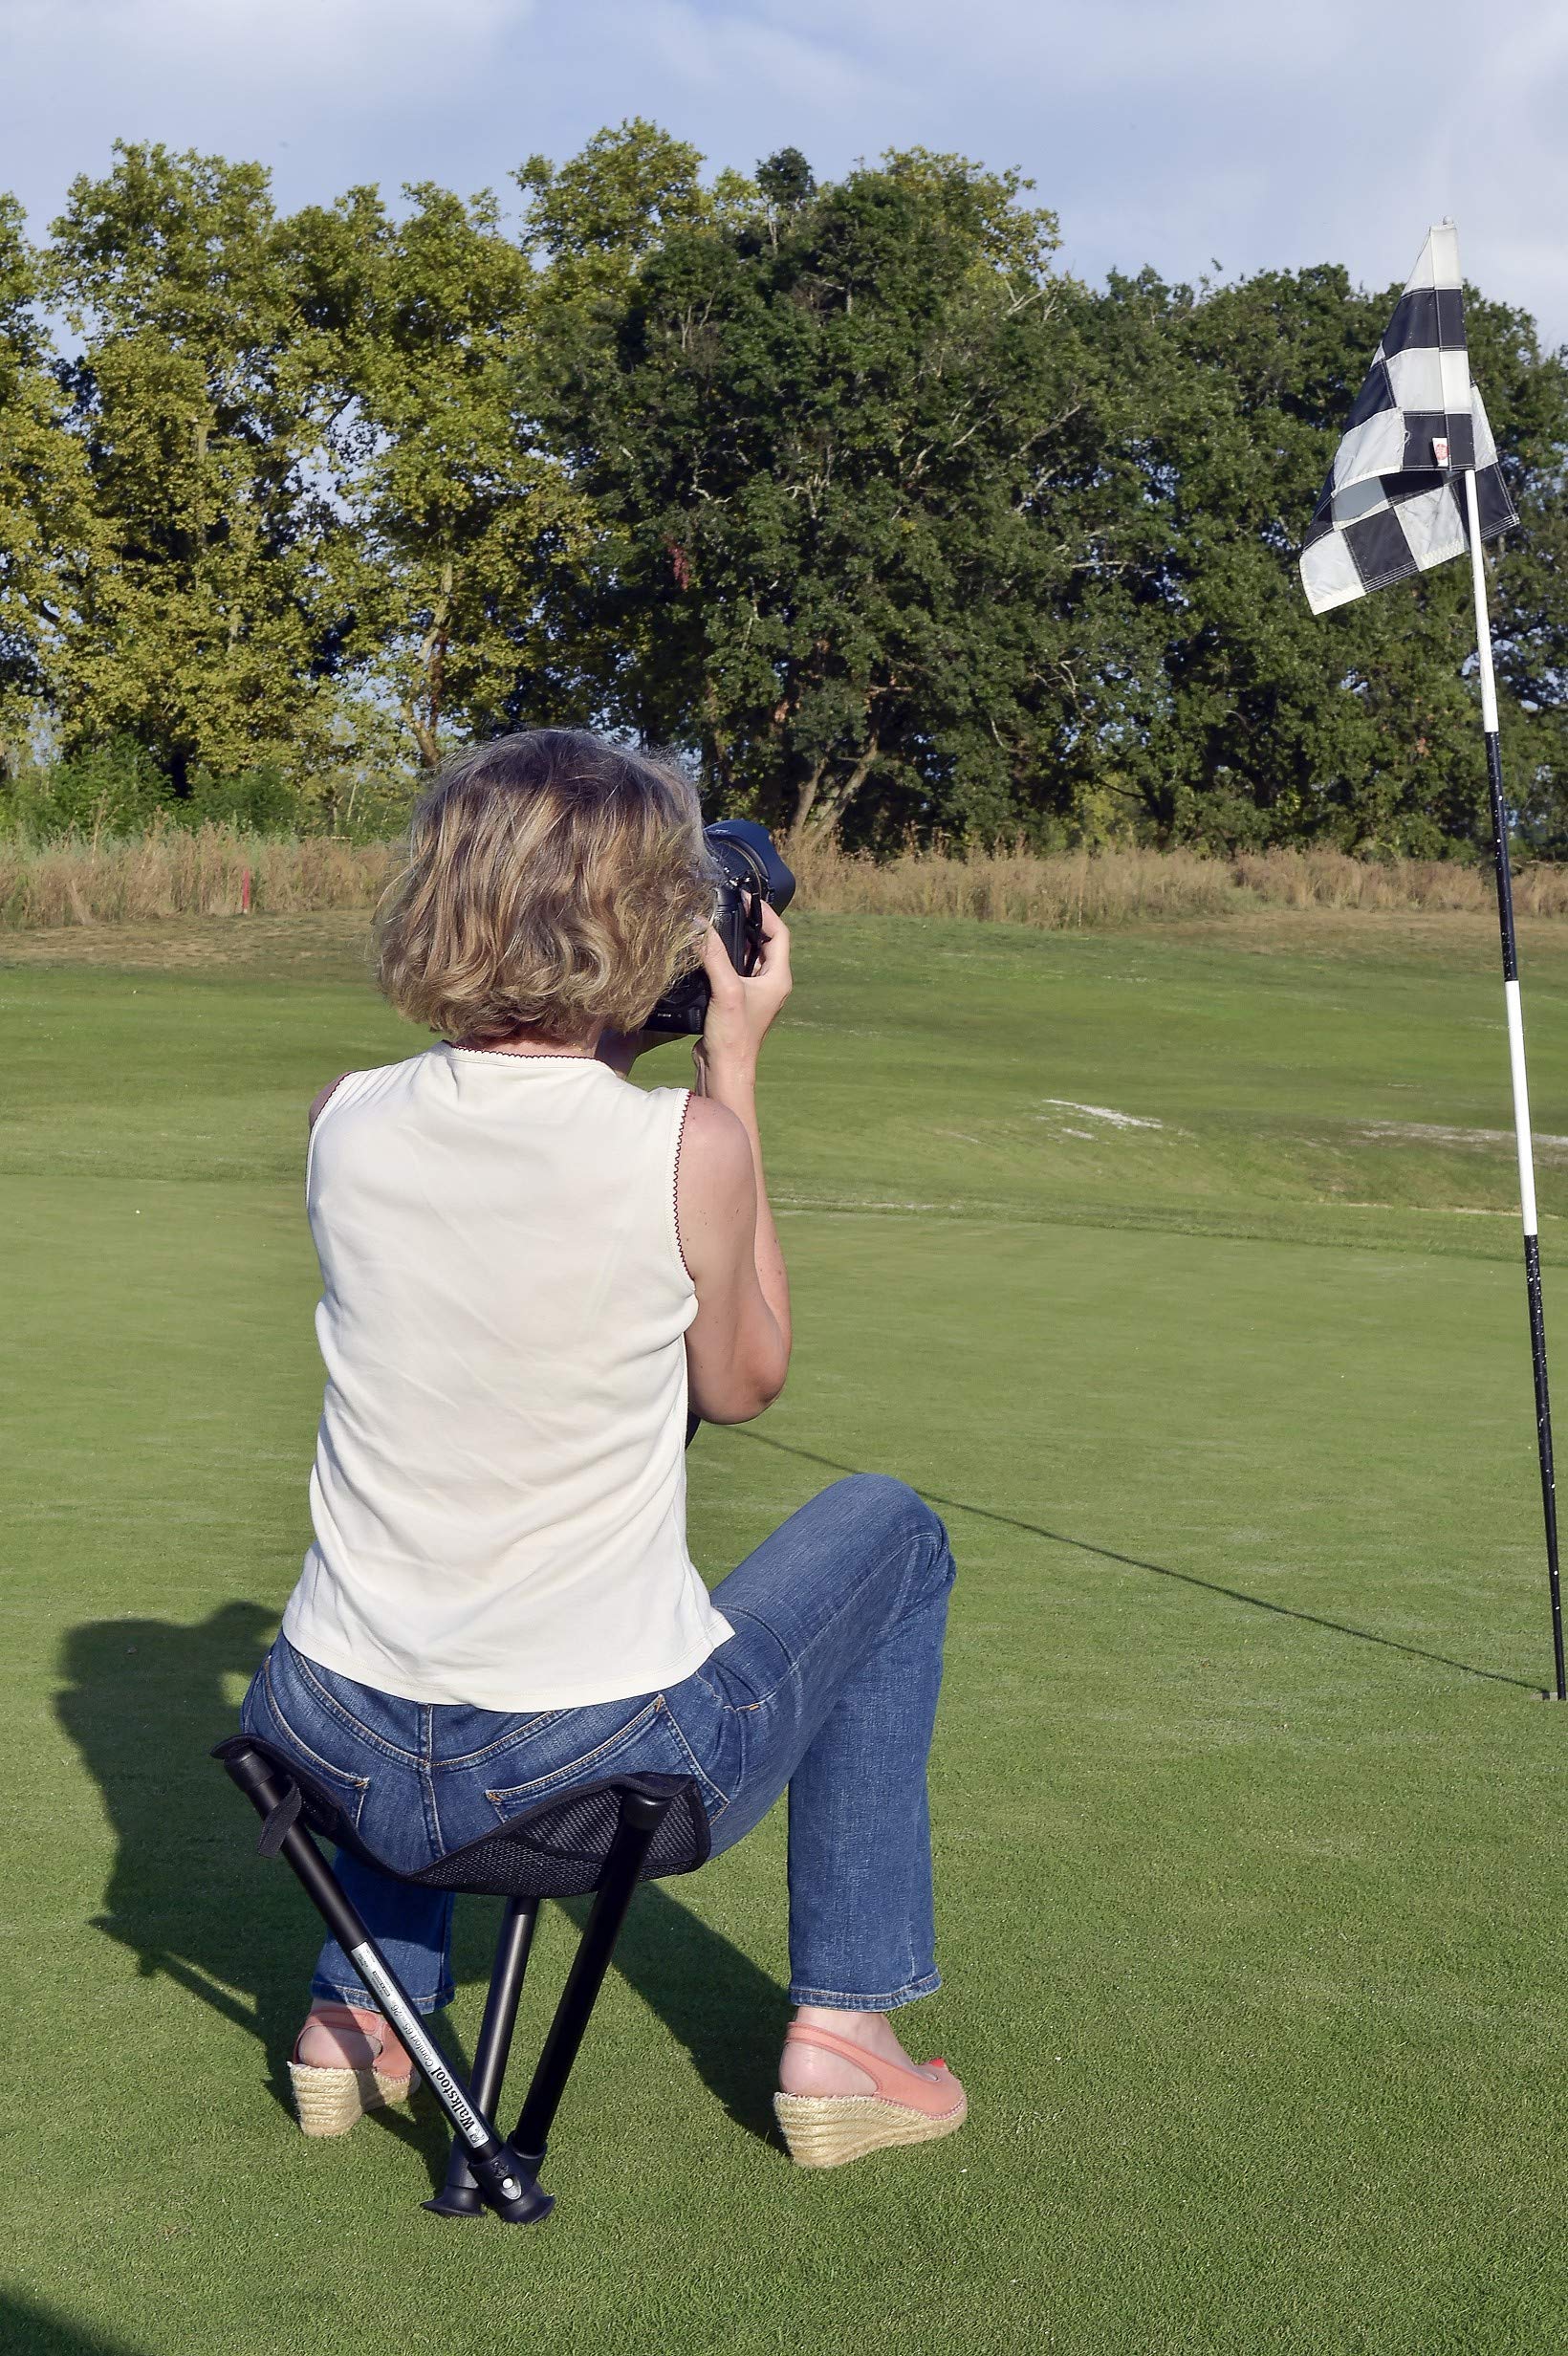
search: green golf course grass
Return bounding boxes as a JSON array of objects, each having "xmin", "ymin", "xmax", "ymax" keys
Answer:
[{"xmin": 5, "ymin": 905, "xmax": 1568, "ymax": 2355}]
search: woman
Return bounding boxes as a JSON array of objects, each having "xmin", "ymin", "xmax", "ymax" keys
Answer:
[{"xmin": 240, "ymin": 729, "xmax": 963, "ymax": 2170}]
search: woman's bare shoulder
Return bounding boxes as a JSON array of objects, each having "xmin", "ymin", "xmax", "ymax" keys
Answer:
[
  {"xmin": 677, "ymin": 1092, "xmax": 751, "ymax": 1185},
  {"xmin": 675, "ymin": 1094, "xmax": 754, "ymax": 1270}
]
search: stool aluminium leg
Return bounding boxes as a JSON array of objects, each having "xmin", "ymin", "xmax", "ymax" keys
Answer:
[
  {"xmin": 511, "ymin": 1790, "xmax": 671, "ymax": 2174},
  {"xmin": 219, "ymin": 1743, "xmax": 553, "ymax": 2226},
  {"xmin": 425, "ymin": 1897, "xmax": 540, "ymax": 2220}
]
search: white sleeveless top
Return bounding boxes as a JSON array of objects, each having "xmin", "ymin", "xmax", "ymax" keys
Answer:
[{"xmin": 280, "ymin": 1043, "xmax": 732, "ymax": 1711}]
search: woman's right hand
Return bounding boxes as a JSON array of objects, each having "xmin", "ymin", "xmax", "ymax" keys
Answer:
[{"xmin": 694, "ymin": 903, "xmax": 792, "ymax": 1089}]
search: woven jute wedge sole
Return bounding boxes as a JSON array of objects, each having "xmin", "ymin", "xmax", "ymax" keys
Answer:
[
  {"xmin": 288, "ymin": 2060, "xmax": 420, "ymax": 2139},
  {"xmin": 773, "ymin": 2086, "xmax": 969, "ymax": 2170}
]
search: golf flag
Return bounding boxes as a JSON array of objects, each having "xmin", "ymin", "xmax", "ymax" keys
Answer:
[
  {"xmin": 1298, "ymin": 223, "xmax": 1516, "ymax": 615},
  {"xmin": 1297, "ymin": 225, "xmax": 1565, "ymax": 1697}
]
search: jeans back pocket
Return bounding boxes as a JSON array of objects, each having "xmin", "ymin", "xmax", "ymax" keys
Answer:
[
  {"xmin": 480, "ymin": 1694, "xmax": 675, "ymax": 1821},
  {"xmin": 242, "ymin": 1648, "xmax": 372, "ymax": 1833}
]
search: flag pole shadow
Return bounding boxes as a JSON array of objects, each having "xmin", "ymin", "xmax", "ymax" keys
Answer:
[{"xmin": 729, "ymin": 1429, "xmax": 1540, "ymax": 1694}]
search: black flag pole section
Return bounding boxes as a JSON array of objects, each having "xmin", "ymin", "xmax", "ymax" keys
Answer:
[{"xmin": 1463, "ymin": 466, "xmax": 1566, "ymax": 1700}]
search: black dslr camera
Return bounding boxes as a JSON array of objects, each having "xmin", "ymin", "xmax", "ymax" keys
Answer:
[{"xmin": 645, "ymin": 818, "xmax": 795, "ymax": 1036}]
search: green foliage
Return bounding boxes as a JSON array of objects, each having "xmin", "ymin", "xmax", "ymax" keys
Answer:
[
  {"xmin": 535, "ymin": 149, "xmax": 1099, "ymax": 844},
  {"xmin": 534, "ymin": 143, "xmax": 1568, "ymax": 849},
  {"xmin": 2, "ymin": 735, "xmax": 167, "ymax": 837},
  {"xmin": 516, "ymin": 119, "xmax": 716, "ymax": 300},
  {"xmin": 0, "ymin": 195, "xmax": 102, "ymax": 771},
  {"xmin": 0, "ymin": 742, "xmax": 408, "ymax": 842},
  {"xmin": 1089, "ymin": 265, "xmax": 1568, "ymax": 854},
  {"xmin": 287, "ymin": 179, "xmax": 590, "ymax": 768},
  {"xmin": 1, "ymin": 124, "xmax": 1566, "ymax": 850},
  {"xmin": 38, "ymin": 142, "xmax": 349, "ymax": 789},
  {"xmin": 181, "ymin": 761, "xmax": 302, "ymax": 833}
]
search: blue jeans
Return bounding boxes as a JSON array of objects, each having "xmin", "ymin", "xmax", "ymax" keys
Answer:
[{"xmin": 241, "ymin": 1474, "xmax": 955, "ymax": 2016}]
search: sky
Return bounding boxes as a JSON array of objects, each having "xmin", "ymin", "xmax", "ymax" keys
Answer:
[{"xmin": 4, "ymin": 0, "xmax": 1566, "ymax": 343}]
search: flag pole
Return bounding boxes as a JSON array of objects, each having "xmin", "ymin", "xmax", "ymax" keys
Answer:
[{"xmin": 1463, "ymin": 465, "xmax": 1566, "ymax": 1699}]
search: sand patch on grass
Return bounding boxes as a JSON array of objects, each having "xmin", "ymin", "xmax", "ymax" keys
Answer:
[{"xmin": 1359, "ymin": 1121, "xmax": 1568, "ymax": 1160}]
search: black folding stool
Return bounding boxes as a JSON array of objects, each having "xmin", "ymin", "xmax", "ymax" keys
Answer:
[{"xmin": 213, "ymin": 1734, "xmax": 708, "ymax": 2226}]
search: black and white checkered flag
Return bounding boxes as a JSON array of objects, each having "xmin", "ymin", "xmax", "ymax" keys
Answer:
[{"xmin": 1298, "ymin": 223, "xmax": 1516, "ymax": 615}]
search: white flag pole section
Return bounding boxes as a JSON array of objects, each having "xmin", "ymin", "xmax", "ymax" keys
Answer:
[{"xmin": 1464, "ymin": 465, "xmax": 1566, "ymax": 1699}]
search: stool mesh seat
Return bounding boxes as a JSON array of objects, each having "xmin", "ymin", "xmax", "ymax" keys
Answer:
[
  {"xmin": 212, "ymin": 1730, "xmax": 709, "ymax": 2226},
  {"xmin": 212, "ymin": 1734, "xmax": 709, "ymax": 1897}
]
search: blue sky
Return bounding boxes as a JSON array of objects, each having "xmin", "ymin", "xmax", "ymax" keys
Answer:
[{"xmin": 6, "ymin": 0, "xmax": 1565, "ymax": 342}]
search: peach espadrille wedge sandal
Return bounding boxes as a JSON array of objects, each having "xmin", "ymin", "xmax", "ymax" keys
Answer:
[
  {"xmin": 288, "ymin": 2003, "xmax": 421, "ymax": 2139},
  {"xmin": 773, "ymin": 2022, "xmax": 968, "ymax": 2169}
]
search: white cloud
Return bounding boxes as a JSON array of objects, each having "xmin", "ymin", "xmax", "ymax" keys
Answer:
[
  {"xmin": 609, "ymin": 1, "xmax": 874, "ymax": 109},
  {"xmin": 2, "ymin": 0, "xmax": 1563, "ymax": 340}
]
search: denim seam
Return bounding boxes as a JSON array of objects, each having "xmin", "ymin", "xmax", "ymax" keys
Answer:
[
  {"xmin": 687, "ymin": 1607, "xmax": 782, "ymax": 1712},
  {"xmin": 290, "ymin": 1647, "xmax": 423, "ymax": 1766},
  {"xmin": 262, "ymin": 1658, "xmax": 371, "ymax": 1793},
  {"xmin": 660, "ymin": 1701, "xmax": 730, "ymax": 1819},
  {"xmin": 421, "ymin": 1708, "xmax": 444, "ymax": 1852},
  {"xmin": 786, "ymin": 1969, "xmax": 942, "ymax": 2012},
  {"xmin": 698, "ymin": 1522, "xmax": 946, "ymax": 1716},
  {"xmin": 312, "ymin": 1972, "xmax": 453, "ymax": 2018},
  {"xmin": 780, "ymin": 1521, "xmax": 950, "ymax": 1708},
  {"xmin": 689, "ymin": 1668, "xmax": 766, "ymax": 1716},
  {"xmin": 433, "ymin": 1710, "xmax": 567, "ymax": 1772},
  {"xmin": 483, "ymin": 1696, "xmax": 664, "ymax": 1803}
]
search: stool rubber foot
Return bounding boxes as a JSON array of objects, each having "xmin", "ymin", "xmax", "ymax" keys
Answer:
[
  {"xmin": 422, "ymin": 2187, "xmax": 484, "ymax": 2220},
  {"xmin": 422, "ymin": 2177, "xmax": 555, "ymax": 2227}
]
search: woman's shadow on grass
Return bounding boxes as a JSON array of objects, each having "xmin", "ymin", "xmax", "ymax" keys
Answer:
[
  {"xmin": 55, "ymin": 1602, "xmax": 789, "ymax": 2181},
  {"xmin": 0, "ymin": 2293, "xmax": 156, "ymax": 2355}
]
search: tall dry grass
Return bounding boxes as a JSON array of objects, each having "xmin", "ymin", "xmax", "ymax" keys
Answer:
[
  {"xmin": 789, "ymin": 835, "xmax": 1568, "ymax": 924},
  {"xmin": 8, "ymin": 820, "xmax": 1568, "ymax": 932},
  {"xmin": 788, "ymin": 836, "xmax": 1244, "ymax": 926},
  {"xmin": 0, "ymin": 821, "xmax": 402, "ymax": 928},
  {"xmin": 1228, "ymin": 846, "xmax": 1568, "ymax": 915}
]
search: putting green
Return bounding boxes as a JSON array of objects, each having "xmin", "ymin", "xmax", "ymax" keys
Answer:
[{"xmin": 4, "ymin": 909, "xmax": 1568, "ymax": 2355}]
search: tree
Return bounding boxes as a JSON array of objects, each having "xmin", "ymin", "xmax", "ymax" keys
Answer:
[
  {"xmin": 42, "ymin": 142, "xmax": 345, "ymax": 789},
  {"xmin": 289, "ymin": 180, "xmax": 593, "ymax": 769},
  {"xmin": 1472, "ymin": 300, "xmax": 1568, "ymax": 850},
  {"xmin": 5, "ymin": 123, "xmax": 1565, "ymax": 856},
  {"xmin": 1092, "ymin": 264, "xmax": 1568, "ymax": 853},
  {"xmin": 0, "ymin": 196, "xmax": 100, "ymax": 777},
  {"xmin": 516, "ymin": 119, "xmax": 720, "ymax": 306},
  {"xmin": 538, "ymin": 145, "xmax": 1143, "ymax": 844}
]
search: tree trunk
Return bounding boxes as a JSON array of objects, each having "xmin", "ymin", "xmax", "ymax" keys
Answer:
[
  {"xmin": 804, "ymin": 736, "xmax": 880, "ymax": 835},
  {"xmin": 404, "ymin": 704, "xmax": 442, "ymax": 770},
  {"xmin": 790, "ymin": 755, "xmax": 829, "ymax": 833},
  {"xmin": 413, "ymin": 557, "xmax": 454, "ymax": 768}
]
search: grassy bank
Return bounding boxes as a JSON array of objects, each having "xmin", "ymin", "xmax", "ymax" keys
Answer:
[
  {"xmin": 10, "ymin": 822, "xmax": 1568, "ymax": 931},
  {"xmin": 5, "ymin": 908, "xmax": 1568, "ymax": 2352}
]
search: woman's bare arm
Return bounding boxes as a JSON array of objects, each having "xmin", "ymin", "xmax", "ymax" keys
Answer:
[{"xmin": 677, "ymin": 909, "xmax": 793, "ymax": 1423}]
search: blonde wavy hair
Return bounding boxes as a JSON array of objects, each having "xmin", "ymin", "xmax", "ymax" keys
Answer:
[{"xmin": 376, "ymin": 731, "xmax": 714, "ymax": 1043}]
